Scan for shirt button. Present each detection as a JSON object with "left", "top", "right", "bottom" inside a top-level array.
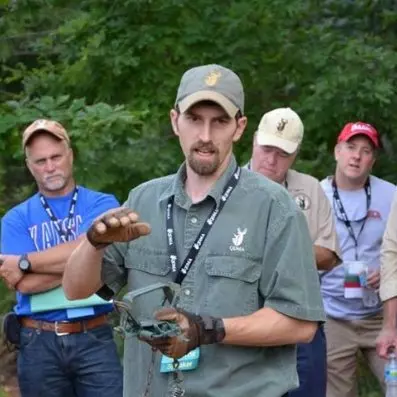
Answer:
[
  {"left": 191, "top": 217, "right": 198, "bottom": 224},
  {"left": 184, "top": 289, "right": 191, "bottom": 296}
]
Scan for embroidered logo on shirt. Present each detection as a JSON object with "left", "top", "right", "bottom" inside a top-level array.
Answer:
[
  {"left": 230, "top": 227, "right": 247, "bottom": 252},
  {"left": 294, "top": 193, "right": 311, "bottom": 211}
]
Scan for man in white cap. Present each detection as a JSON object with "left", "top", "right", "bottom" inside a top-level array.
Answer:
[
  {"left": 248, "top": 107, "right": 341, "bottom": 397},
  {"left": 63, "top": 65, "right": 325, "bottom": 397}
]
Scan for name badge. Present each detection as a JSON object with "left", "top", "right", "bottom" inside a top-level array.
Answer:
[
  {"left": 343, "top": 261, "right": 366, "bottom": 299},
  {"left": 160, "top": 348, "right": 200, "bottom": 373}
]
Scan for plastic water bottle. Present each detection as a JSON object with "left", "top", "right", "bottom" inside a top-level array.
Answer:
[
  {"left": 360, "top": 267, "right": 380, "bottom": 308},
  {"left": 362, "top": 286, "right": 380, "bottom": 307},
  {"left": 385, "top": 350, "right": 397, "bottom": 397}
]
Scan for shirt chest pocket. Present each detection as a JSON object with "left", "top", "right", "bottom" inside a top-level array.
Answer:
[
  {"left": 124, "top": 250, "right": 172, "bottom": 319},
  {"left": 202, "top": 255, "right": 262, "bottom": 317}
]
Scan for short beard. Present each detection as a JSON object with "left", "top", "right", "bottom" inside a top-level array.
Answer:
[
  {"left": 187, "top": 152, "right": 220, "bottom": 176},
  {"left": 43, "top": 176, "right": 68, "bottom": 192}
]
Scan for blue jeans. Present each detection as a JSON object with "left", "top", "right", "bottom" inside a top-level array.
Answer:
[
  {"left": 17, "top": 324, "right": 123, "bottom": 397},
  {"left": 288, "top": 325, "right": 326, "bottom": 397}
]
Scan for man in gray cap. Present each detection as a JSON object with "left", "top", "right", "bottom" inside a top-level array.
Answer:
[{"left": 63, "top": 64, "right": 325, "bottom": 397}]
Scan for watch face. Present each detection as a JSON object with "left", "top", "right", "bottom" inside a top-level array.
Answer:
[{"left": 19, "top": 259, "right": 30, "bottom": 271}]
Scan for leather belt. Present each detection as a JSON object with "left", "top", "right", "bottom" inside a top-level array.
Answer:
[{"left": 20, "top": 314, "right": 108, "bottom": 336}]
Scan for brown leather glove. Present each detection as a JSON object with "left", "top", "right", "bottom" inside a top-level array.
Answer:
[
  {"left": 139, "top": 307, "right": 225, "bottom": 359},
  {"left": 86, "top": 208, "right": 151, "bottom": 249}
]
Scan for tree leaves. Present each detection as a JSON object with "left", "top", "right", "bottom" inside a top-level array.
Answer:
[{"left": 1, "top": 0, "right": 397, "bottom": 195}]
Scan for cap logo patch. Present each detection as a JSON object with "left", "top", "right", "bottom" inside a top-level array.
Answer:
[
  {"left": 351, "top": 123, "right": 372, "bottom": 133},
  {"left": 205, "top": 71, "right": 221, "bottom": 87},
  {"left": 276, "top": 118, "right": 288, "bottom": 132},
  {"left": 34, "top": 119, "right": 47, "bottom": 129}
]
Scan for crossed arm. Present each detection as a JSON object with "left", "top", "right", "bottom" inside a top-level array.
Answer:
[{"left": 0, "top": 237, "right": 84, "bottom": 294}]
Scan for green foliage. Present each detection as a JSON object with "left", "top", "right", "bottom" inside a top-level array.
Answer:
[
  {"left": 2, "top": 0, "right": 397, "bottom": 181},
  {"left": 0, "top": 95, "right": 179, "bottom": 202}
]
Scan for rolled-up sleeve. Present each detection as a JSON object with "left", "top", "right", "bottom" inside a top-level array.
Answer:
[
  {"left": 314, "top": 182, "right": 341, "bottom": 261},
  {"left": 380, "top": 191, "right": 397, "bottom": 301},
  {"left": 260, "top": 196, "right": 326, "bottom": 322},
  {"left": 98, "top": 242, "right": 128, "bottom": 299}
]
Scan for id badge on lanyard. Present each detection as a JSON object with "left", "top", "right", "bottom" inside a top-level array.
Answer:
[
  {"left": 159, "top": 166, "right": 241, "bottom": 373},
  {"left": 160, "top": 348, "right": 201, "bottom": 373},
  {"left": 343, "top": 261, "right": 366, "bottom": 299}
]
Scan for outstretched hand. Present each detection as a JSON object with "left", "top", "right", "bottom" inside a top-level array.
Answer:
[{"left": 86, "top": 207, "right": 151, "bottom": 249}]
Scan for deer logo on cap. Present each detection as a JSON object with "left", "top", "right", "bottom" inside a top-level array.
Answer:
[
  {"left": 277, "top": 118, "right": 288, "bottom": 132},
  {"left": 34, "top": 119, "right": 47, "bottom": 128},
  {"left": 205, "top": 71, "right": 221, "bottom": 87}
]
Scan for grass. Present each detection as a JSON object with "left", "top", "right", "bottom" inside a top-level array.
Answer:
[{"left": 358, "top": 352, "right": 383, "bottom": 397}]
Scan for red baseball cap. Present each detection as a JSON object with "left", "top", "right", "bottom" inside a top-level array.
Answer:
[{"left": 337, "top": 121, "right": 380, "bottom": 148}]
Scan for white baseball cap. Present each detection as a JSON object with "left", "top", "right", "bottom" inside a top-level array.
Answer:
[{"left": 255, "top": 107, "right": 304, "bottom": 154}]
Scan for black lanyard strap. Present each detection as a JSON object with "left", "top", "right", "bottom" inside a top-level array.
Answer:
[
  {"left": 332, "top": 178, "right": 370, "bottom": 260},
  {"left": 39, "top": 187, "right": 79, "bottom": 243},
  {"left": 166, "top": 166, "right": 241, "bottom": 285}
]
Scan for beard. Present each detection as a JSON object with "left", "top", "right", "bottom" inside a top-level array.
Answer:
[
  {"left": 43, "top": 174, "right": 68, "bottom": 192},
  {"left": 187, "top": 142, "right": 220, "bottom": 176}
]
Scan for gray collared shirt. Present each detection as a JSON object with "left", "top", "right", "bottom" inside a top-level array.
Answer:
[{"left": 101, "top": 155, "right": 325, "bottom": 397}]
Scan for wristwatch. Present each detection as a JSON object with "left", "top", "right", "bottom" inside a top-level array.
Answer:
[{"left": 18, "top": 254, "right": 32, "bottom": 273}]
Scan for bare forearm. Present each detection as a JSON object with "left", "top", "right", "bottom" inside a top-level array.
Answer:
[
  {"left": 314, "top": 245, "right": 338, "bottom": 271},
  {"left": 382, "top": 298, "right": 397, "bottom": 329},
  {"left": 63, "top": 238, "right": 104, "bottom": 300},
  {"left": 16, "top": 274, "right": 62, "bottom": 294},
  {"left": 29, "top": 236, "right": 84, "bottom": 274},
  {"left": 222, "top": 307, "right": 317, "bottom": 346}
]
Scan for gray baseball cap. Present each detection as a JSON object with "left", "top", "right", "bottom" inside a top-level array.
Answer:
[{"left": 175, "top": 64, "right": 244, "bottom": 117}]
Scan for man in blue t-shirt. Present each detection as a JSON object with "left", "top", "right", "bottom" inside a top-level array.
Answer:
[{"left": 0, "top": 119, "right": 123, "bottom": 397}]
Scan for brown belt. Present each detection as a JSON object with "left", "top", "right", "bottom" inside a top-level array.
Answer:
[{"left": 20, "top": 314, "right": 108, "bottom": 335}]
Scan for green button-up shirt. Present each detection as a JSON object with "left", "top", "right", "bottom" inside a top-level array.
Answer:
[{"left": 101, "top": 155, "right": 325, "bottom": 397}]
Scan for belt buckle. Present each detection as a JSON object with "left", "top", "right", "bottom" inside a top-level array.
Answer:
[{"left": 54, "top": 321, "right": 70, "bottom": 336}]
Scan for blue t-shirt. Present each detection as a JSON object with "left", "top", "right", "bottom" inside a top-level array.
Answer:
[
  {"left": 1, "top": 186, "right": 119, "bottom": 321},
  {"left": 320, "top": 175, "right": 396, "bottom": 319}
]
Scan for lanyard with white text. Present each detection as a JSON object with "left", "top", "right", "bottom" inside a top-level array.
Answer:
[
  {"left": 332, "top": 178, "right": 370, "bottom": 260},
  {"left": 166, "top": 166, "right": 240, "bottom": 285},
  {"left": 39, "top": 187, "right": 79, "bottom": 243}
]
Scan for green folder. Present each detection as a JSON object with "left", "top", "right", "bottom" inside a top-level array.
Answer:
[{"left": 30, "top": 286, "right": 110, "bottom": 313}]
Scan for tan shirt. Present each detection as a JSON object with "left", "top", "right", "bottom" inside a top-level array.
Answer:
[
  {"left": 286, "top": 169, "right": 340, "bottom": 256},
  {"left": 380, "top": 190, "right": 397, "bottom": 301}
]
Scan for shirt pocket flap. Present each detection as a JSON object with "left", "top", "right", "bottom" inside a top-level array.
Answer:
[{"left": 205, "top": 255, "right": 261, "bottom": 283}]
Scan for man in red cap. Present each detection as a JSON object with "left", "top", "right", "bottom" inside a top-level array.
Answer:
[{"left": 320, "top": 122, "right": 396, "bottom": 397}]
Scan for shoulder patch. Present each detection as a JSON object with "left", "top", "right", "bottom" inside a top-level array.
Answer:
[{"left": 293, "top": 193, "right": 311, "bottom": 210}]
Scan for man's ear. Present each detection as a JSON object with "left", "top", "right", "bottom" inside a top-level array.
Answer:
[
  {"left": 170, "top": 109, "right": 180, "bottom": 137},
  {"left": 25, "top": 157, "right": 32, "bottom": 173},
  {"left": 334, "top": 143, "right": 341, "bottom": 161},
  {"left": 232, "top": 116, "right": 248, "bottom": 143}
]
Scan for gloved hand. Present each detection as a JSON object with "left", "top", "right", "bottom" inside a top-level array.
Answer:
[
  {"left": 87, "top": 207, "right": 151, "bottom": 249},
  {"left": 139, "top": 307, "right": 225, "bottom": 359}
]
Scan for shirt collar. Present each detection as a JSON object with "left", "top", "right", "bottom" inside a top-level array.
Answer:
[{"left": 159, "top": 155, "right": 239, "bottom": 208}]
